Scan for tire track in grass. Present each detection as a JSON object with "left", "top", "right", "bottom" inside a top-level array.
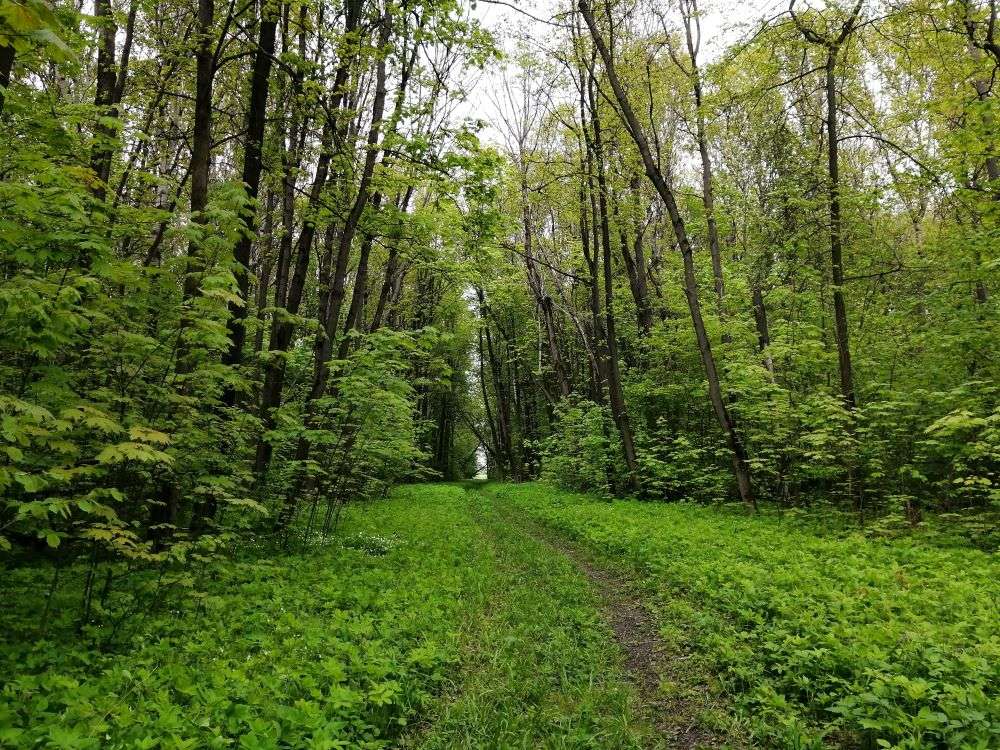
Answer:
[
  {"left": 482, "top": 485, "right": 736, "bottom": 750},
  {"left": 404, "top": 482, "right": 657, "bottom": 749}
]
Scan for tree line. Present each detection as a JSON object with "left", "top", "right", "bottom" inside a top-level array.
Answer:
[
  {"left": 471, "top": 0, "right": 998, "bottom": 523},
  {"left": 1, "top": 0, "right": 492, "bottom": 633}
]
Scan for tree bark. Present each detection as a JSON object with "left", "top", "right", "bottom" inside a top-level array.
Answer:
[
  {"left": 0, "top": 43, "right": 14, "bottom": 116},
  {"left": 222, "top": 5, "right": 278, "bottom": 402},
  {"left": 89, "top": 0, "right": 117, "bottom": 202},
  {"left": 587, "top": 83, "right": 640, "bottom": 493},
  {"left": 790, "top": 0, "right": 861, "bottom": 409},
  {"left": 679, "top": 0, "right": 726, "bottom": 326},
  {"left": 521, "top": 176, "right": 571, "bottom": 397}
]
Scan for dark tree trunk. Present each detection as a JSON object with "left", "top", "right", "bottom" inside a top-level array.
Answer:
[
  {"left": 790, "top": 0, "right": 862, "bottom": 409},
  {"left": 253, "top": 192, "right": 277, "bottom": 356},
  {"left": 89, "top": 0, "right": 118, "bottom": 202},
  {"left": 254, "top": 122, "right": 334, "bottom": 477},
  {"left": 587, "top": 87, "right": 640, "bottom": 494},
  {"left": 752, "top": 285, "right": 776, "bottom": 380},
  {"left": 222, "top": 6, "right": 278, "bottom": 402},
  {"left": 825, "top": 54, "right": 855, "bottom": 409},
  {"left": 521, "top": 177, "right": 571, "bottom": 397},
  {"left": 681, "top": 0, "right": 726, "bottom": 326},
  {"left": 162, "top": 0, "right": 215, "bottom": 535},
  {"left": 478, "top": 325, "right": 503, "bottom": 479},
  {"left": 274, "top": 9, "right": 392, "bottom": 529},
  {"left": 0, "top": 43, "right": 14, "bottom": 116}
]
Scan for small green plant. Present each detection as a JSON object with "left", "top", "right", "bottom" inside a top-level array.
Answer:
[
  {"left": 491, "top": 481, "right": 1000, "bottom": 748},
  {"left": 342, "top": 532, "right": 401, "bottom": 556}
]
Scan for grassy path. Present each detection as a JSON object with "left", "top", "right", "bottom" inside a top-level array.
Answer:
[
  {"left": 405, "top": 483, "right": 665, "bottom": 749},
  {"left": 14, "top": 481, "right": 993, "bottom": 748},
  {"left": 4, "top": 482, "right": 724, "bottom": 749},
  {"left": 496, "top": 505, "right": 731, "bottom": 749}
]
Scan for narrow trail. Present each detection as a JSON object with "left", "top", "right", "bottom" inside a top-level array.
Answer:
[{"left": 483, "top": 488, "right": 730, "bottom": 750}]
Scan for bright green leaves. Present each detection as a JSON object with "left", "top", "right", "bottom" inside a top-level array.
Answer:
[
  {"left": 0, "top": 0, "right": 70, "bottom": 58},
  {"left": 95, "top": 441, "right": 173, "bottom": 465},
  {"left": 499, "top": 482, "right": 1000, "bottom": 749}
]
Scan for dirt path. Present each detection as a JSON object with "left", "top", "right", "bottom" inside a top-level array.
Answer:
[{"left": 512, "top": 519, "right": 729, "bottom": 750}]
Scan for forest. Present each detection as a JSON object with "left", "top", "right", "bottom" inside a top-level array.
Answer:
[{"left": 0, "top": 0, "right": 998, "bottom": 746}]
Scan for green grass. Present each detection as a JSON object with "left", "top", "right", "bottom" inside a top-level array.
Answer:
[
  {"left": 486, "top": 482, "right": 1000, "bottom": 749},
  {"left": 407, "top": 486, "right": 652, "bottom": 749},
  {"left": 0, "top": 484, "right": 654, "bottom": 749},
  {"left": 6, "top": 481, "right": 994, "bottom": 749}
]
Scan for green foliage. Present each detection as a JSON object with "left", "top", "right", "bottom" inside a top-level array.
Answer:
[
  {"left": 494, "top": 482, "right": 1000, "bottom": 749},
  {"left": 541, "top": 399, "right": 615, "bottom": 495},
  {"left": 1, "top": 484, "right": 659, "bottom": 749}
]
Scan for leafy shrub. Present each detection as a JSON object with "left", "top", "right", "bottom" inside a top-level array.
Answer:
[{"left": 540, "top": 399, "right": 615, "bottom": 495}]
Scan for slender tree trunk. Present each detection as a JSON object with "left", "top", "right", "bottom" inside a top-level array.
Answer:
[
  {"left": 254, "top": 122, "right": 333, "bottom": 477},
  {"left": 680, "top": 0, "right": 726, "bottom": 326},
  {"left": 579, "top": 80, "right": 608, "bottom": 405},
  {"left": 588, "top": 90, "right": 640, "bottom": 493},
  {"left": 617, "top": 176, "right": 653, "bottom": 335},
  {"left": 183, "top": 0, "right": 215, "bottom": 303},
  {"left": 521, "top": 176, "right": 571, "bottom": 397},
  {"left": 790, "top": 0, "right": 861, "bottom": 409},
  {"left": 578, "top": 0, "right": 754, "bottom": 508},
  {"left": 752, "top": 285, "right": 776, "bottom": 380},
  {"left": 90, "top": 0, "right": 117, "bottom": 202},
  {"left": 222, "top": 6, "right": 278, "bottom": 402},
  {"left": 274, "top": 10, "right": 392, "bottom": 529},
  {"left": 477, "top": 325, "right": 504, "bottom": 479},
  {"left": 478, "top": 288, "right": 519, "bottom": 480},
  {"left": 0, "top": 43, "right": 14, "bottom": 116},
  {"left": 253, "top": 192, "right": 277, "bottom": 356},
  {"left": 825, "top": 53, "right": 856, "bottom": 409},
  {"left": 160, "top": 0, "right": 215, "bottom": 536}
]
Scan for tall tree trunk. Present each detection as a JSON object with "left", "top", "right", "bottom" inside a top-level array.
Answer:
[
  {"left": 160, "top": 0, "right": 215, "bottom": 536},
  {"left": 478, "top": 288, "right": 519, "bottom": 480},
  {"left": 680, "top": 0, "right": 726, "bottom": 326},
  {"left": 579, "top": 174, "right": 605, "bottom": 402},
  {"left": 522, "top": 176, "right": 571, "bottom": 397},
  {"left": 274, "top": 9, "right": 392, "bottom": 529},
  {"left": 478, "top": 325, "right": 504, "bottom": 479},
  {"left": 89, "top": 0, "right": 117, "bottom": 202},
  {"left": 790, "top": 0, "right": 861, "bottom": 409},
  {"left": 254, "top": 121, "right": 334, "bottom": 477},
  {"left": 618, "top": 175, "right": 653, "bottom": 336},
  {"left": 588, "top": 85, "right": 640, "bottom": 493},
  {"left": 578, "top": 0, "right": 755, "bottom": 509},
  {"left": 0, "top": 42, "right": 14, "bottom": 116},
  {"left": 825, "top": 52, "right": 855, "bottom": 409},
  {"left": 222, "top": 4, "right": 278, "bottom": 403},
  {"left": 253, "top": 191, "right": 277, "bottom": 356},
  {"left": 579, "top": 78, "right": 607, "bottom": 405}
]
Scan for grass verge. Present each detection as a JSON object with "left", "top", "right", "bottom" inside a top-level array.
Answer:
[
  {"left": 486, "top": 481, "right": 1000, "bottom": 749},
  {"left": 1, "top": 484, "right": 656, "bottom": 749}
]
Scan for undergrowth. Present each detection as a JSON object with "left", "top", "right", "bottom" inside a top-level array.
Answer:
[{"left": 489, "top": 482, "right": 1000, "bottom": 749}]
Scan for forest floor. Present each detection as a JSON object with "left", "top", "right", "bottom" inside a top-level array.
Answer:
[{"left": 2, "top": 482, "right": 998, "bottom": 749}]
